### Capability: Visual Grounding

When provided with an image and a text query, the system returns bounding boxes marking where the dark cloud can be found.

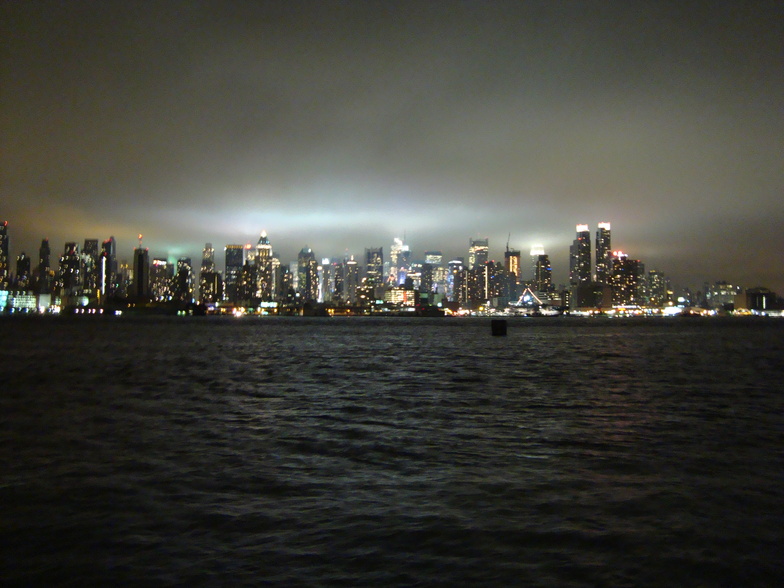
[2,0,783,292]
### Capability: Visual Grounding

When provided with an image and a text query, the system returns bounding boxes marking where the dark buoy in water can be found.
[491,319,507,336]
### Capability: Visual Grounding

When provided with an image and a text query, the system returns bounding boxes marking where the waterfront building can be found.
[595,222,612,286]
[534,254,552,292]
[611,251,640,306]
[344,256,359,304]
[81,239,99,296]
[468,238,489,270]
[569,224,591,285]
[388,238,410,285]
[447,258,466,305]
[646,270,668,307]
[58,242,81,296]
[365,247,383,286]
[0,221,8,289]
[297,247,318,302]
[132,245,150,299]
[150,258,173,301]
[15,253,31,290]
[37,238,52,294]
[200,271,223,304]
[706,281,743,310]
[99,237,117,297]
[224,244,245,303]
[255,231,274,301]
[173,257,193,303]
[530,244,545,284]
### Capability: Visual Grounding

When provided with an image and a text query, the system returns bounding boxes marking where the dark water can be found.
[2,316,783,586]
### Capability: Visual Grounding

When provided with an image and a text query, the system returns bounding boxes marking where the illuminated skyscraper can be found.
[448,258,467,305]
[388,238,410,285]
[297,247,318,302]
[595,222,612,285]
[132,244,150,299]
[99,237,117,297]
[224,244,245,303]
[344,256,359,304]
[16,252,31,290]
[365,247,383,286]
[82,239,99,295]
[534,254,552,292]
[201,243,215,273]
[646,270,668,307]
[173,257,193,303]
[569,224,591,285]
[150,258,173,301]
[0,221,8,289]
[504,247,521,288]
[468,238,489,270]
[58,242,81,296]
[611,251,640,306]
[256,231,274,300]
[38,238,52,294]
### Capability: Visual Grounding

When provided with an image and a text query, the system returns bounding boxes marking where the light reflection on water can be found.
[1,316,783,585]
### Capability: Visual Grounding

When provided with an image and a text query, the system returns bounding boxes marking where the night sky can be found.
[2,1,783,292]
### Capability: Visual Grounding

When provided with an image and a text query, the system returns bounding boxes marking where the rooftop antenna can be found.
[506,233,510,252]
[138,234,143,248]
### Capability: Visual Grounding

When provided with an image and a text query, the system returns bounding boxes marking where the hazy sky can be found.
[2,0,783,292]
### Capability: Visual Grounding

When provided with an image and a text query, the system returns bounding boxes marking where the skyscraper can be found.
[595,222,612,286]
[150,258,173,301]
[38,238,52,294]
[365,247,383,286]
[256,231,274,300]
[468,238,489,270]
[504,247,521,289]
[224,244,245,303]
[534,254,552,292]
[16,252,31,290]
[297,247,318,302]
[611,251,640,306]
[569,224,591,285]
[132,244,150,299]
[82,239,99,295]
[0,221,9,289]
[173,257,193,303]
[388,238,410,285]
[99,237,117,297]
[58,243,81,296]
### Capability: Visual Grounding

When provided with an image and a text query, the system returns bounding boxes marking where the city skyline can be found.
[2,2,783,293]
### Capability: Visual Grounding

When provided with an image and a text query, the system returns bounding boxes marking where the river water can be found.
[2,316,782,586]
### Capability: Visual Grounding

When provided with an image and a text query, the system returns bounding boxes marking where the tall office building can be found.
[201,243,215,273]
[344,256,359,304]
[58,243,81,296]
[255,231,274,300]
[468,238,489,270]
[38,238,52,294]
[448,258,467,305]
[132,245,150,299]
[595,222,612,286]
[365,247,383,286]
[388,238,410,285]
[99,237,117,297]
[16,253,31,290]
[297,247,318,302]
[569,224,591,285]
[646,270,668,307]
[534,254,552,292]
[224,245,245,303]
[611,251,640,306]
[0,221,8,289]
[529,244,545,283]
[82,239,99,295]
[173,257,193,303]
[150,258,173,301]
[504,248,521,283]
